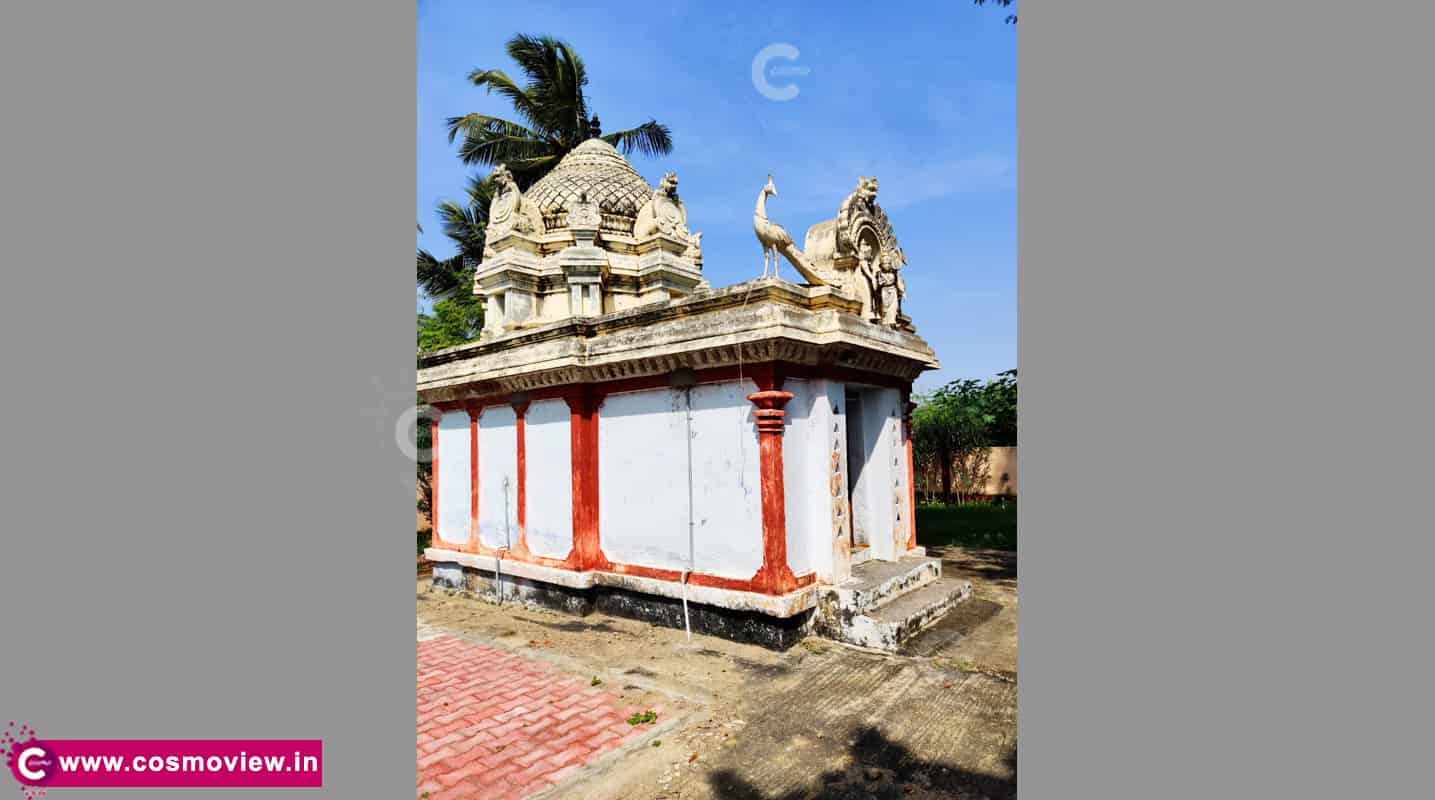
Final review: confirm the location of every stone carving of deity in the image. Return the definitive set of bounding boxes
[856,239,880,322]
[877,251,903,326]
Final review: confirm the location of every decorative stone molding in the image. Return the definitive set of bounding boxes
[420,280,938,404]
[746,389,793,434]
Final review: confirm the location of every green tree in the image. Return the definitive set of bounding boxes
[418,297,485,352]
[445,33,674,188]
[985,368,1018,446]
[417,175,491,353]
[911,370,1017,504]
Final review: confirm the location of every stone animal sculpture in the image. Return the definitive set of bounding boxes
[635,171,702,260]
[753,175,828,285]
[484,163,542,256]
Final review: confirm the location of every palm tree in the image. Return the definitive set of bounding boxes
[417,175,492,302]
[445,34,674,188]
[973,0,1017,24]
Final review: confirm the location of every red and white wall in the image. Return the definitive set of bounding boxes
[427,365,917,602]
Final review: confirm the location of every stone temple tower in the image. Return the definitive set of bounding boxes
[473,138,707,337]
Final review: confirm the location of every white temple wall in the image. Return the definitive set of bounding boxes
[598,380,763,579]
[524,398,573,560]
[781,378,829,580]
[435,410,472,546]
[477,405,519,549]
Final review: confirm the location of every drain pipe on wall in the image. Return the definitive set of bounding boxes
[671,368,698,642]
[496,475,512,605]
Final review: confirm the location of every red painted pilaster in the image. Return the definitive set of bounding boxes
[468,409,480,550]
[903,396,918,551]
[429,417,440,541]
[747,388,798,595]
[564,388,608,570]
[512,400,530,555]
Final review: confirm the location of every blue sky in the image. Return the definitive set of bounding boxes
[417,0,1015,392]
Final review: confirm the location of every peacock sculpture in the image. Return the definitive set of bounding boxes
[753,175,828,285]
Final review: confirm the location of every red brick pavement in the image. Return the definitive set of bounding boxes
[417,636,661,799]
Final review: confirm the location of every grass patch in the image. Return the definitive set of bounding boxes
[916,502,1016,551]
[626,710,658,725]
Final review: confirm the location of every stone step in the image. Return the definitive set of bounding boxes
[829,556,942,616]
[815,576,973,653]
[849,545,874,567]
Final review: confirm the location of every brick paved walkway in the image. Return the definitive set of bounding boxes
[417,636,659,800]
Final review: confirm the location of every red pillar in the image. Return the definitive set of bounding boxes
[564,388,607,570]
[903,397,918,551]
[468,408,480,550]
[429,417,440,542]
[512,400,530,555]
[748,388,798,595]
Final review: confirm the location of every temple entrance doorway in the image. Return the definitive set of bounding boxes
[843,384,902,564]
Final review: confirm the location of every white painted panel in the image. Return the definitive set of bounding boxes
[781,378,822,578]
[598,387,686,571]
[435,411,471,545]
[599,381,763,579]
[524,398,573,560]
[477,405,518,549]
[688,380,764,578]
[786,379,850,583]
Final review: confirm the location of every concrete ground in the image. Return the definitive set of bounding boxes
[416,546,1016,800]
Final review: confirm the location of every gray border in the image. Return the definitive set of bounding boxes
[1022,1,1433,796]
[5,1,1434,796]
[1,1,415,796]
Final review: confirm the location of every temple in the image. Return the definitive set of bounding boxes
[418,137,972,650]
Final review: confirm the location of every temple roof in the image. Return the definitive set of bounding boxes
[525,138,653,232]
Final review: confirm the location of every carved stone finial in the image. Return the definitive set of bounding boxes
[797,174,909,328]
[587,114,602,139]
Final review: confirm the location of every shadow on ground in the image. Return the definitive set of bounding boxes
[928,547,1016,591]
[707,726,1015,800]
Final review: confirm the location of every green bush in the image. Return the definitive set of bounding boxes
[916,502,1017,550]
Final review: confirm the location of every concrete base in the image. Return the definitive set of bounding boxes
[432,562,814,650]
[425,548,816,618]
